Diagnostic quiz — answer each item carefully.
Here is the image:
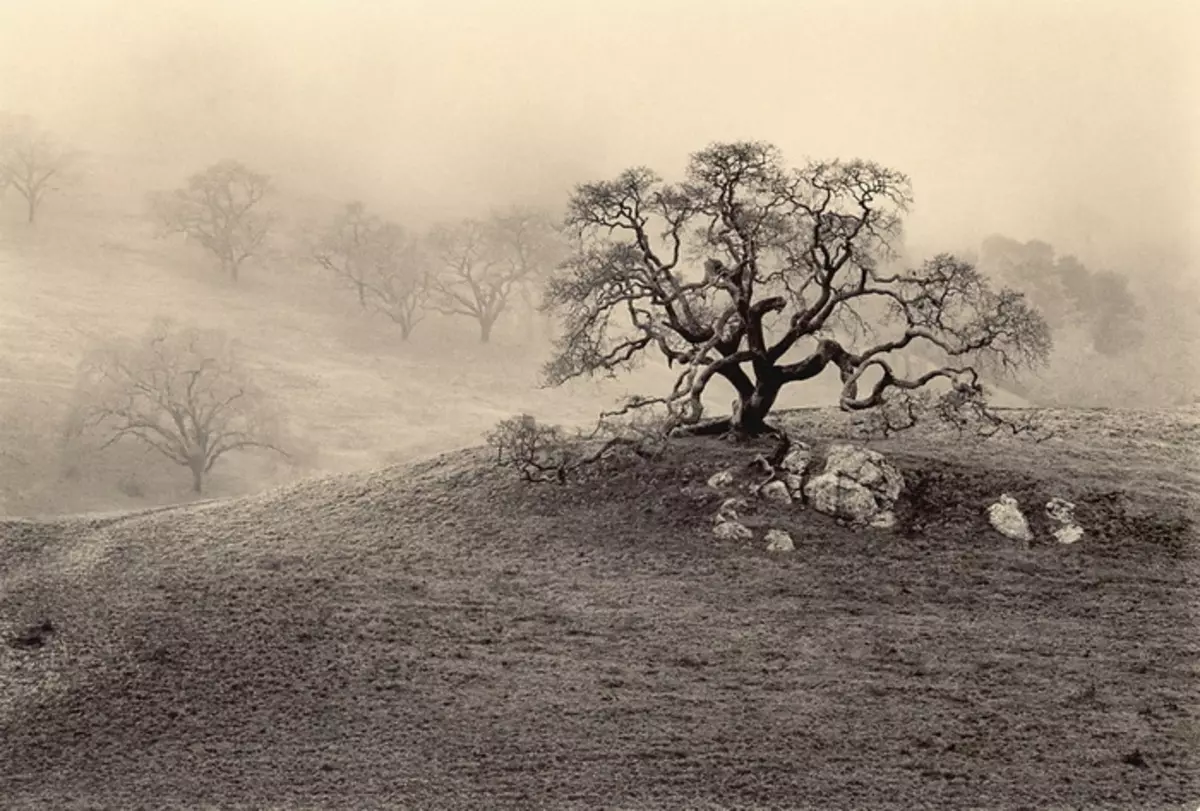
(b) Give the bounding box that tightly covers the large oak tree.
[543,141,1051,437]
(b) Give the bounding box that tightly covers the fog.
[2,0,1197,259]
[1,0,1198,515]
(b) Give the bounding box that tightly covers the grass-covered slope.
[1,410,1197,810]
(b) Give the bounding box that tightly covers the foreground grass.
[1,415,1197,810]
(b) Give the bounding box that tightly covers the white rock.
[803,473,879,524]
[1046,497,1077,524]
[713,520,754,541]
[869,510,897,530]
[987,494,1033,542]
[707,469,735,490]
[1045,497,1084,544]
[758,480,793,506]
[783,473,806,496]
[822,444,905,507]
[1054,524,1084,544]
[781,444,813,476]
[715,497,749,524]
[765,528,794,552]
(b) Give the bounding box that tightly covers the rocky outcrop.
[705,437,905,539]
[801,443,904,526]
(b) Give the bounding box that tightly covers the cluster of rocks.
[701,434,1090,551]
[987,493,1085,545]
[705,439,905,551]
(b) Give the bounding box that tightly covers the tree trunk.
[189,460,204,494]
[678,378,784,439]
[479,317,494,343]
[26,195,36,224]
[730,379,783,437]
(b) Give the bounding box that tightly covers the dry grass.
[0,422,1196,810]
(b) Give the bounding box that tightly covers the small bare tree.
[150,160,272,282]
[312,201,377,309]
[313,202,429,339]
[72,319,289,494]
[0,113,73,224]
[544,141,1052,437]
[428,208,557,343]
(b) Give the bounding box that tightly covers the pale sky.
[1,0,1197,275]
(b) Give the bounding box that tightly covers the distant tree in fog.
[543,141,1052,437]
[979,235,1143,356]
[429,207,561,343]
[0,113,74,224]
[312,201,430,339]
[70,319,289,494]
[150,160,273,282]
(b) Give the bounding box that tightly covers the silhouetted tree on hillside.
[543,141,1052,437]
[71,319,289,494]
[312,201,430,339]
[150,160,272,282]
[0,114,74,224]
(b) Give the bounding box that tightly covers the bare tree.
[498,207,567,344]
[366,221,430,341]
[313,201,430,339]
[428,209,555,343]
[312,201,377,309]
[71,318,289,494]
[543,141,1052,437]
[150,160,272,282]
[0,114,73,224]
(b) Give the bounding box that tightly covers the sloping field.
[1,409,1197,810]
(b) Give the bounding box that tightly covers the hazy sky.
[1,0,1196,273]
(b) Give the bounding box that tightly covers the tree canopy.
[543,141,1051,436]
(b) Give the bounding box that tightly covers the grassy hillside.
[1,407,1196,809]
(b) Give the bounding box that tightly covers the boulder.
[803,473,880,524]
[765,528,794,552]
[780,443,813,476]
[1046,497,1077,524]
[823,444,904,508]
[707,469,735,490]
[758,480,793,506]
[783,473,806,498]
[715,497,750,524]
[987,494,1033,542]
[1046,497,1084,544]
[713,520,754,541]
[1053,525,1084,545]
